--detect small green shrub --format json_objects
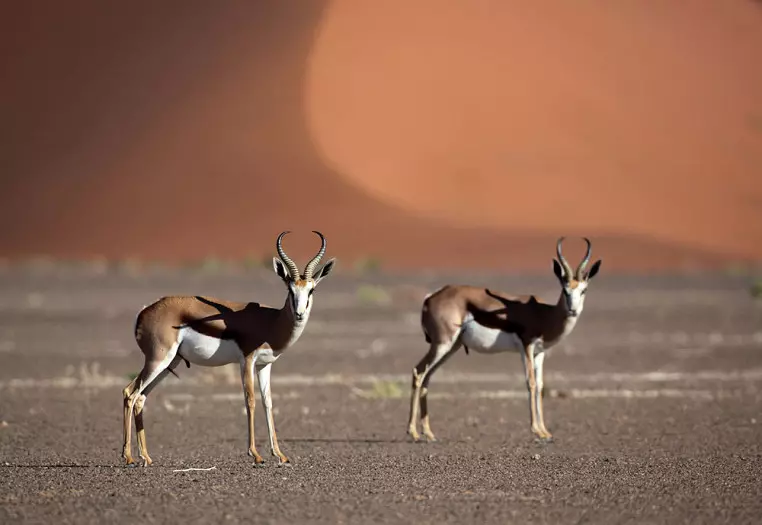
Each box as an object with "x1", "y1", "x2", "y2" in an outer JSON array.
[
  {"x1": 356, "y1": 285, "x2": 392, "y2": 305},
  {"x1": 751, "y1": 279, "x2": 762, "y2": 299},
  {"x1": 354, "y1": 380, "x2": 404, "y2": 399},
  {"x1": 353, "y1": 256, "x2": 382, "y2": 275},
  {"x1": 243, "y1": 253, "x2": 270, "y2": 271},
  {"x1": 198, "y1": 256, "x2": 223, "y2": 273}
]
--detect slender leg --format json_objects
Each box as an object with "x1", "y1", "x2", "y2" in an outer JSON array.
[
  {"x1": 420, "y1": 344, "x2": 460, "y2": 441},
  {"x1": 521, "y1": 343, "x2": 543, "y2": 439},
  {"x1": 133, "y1": 358, "x2": 180, "y2": 467},
  {"x1": 121, "y1": 344, "x2": 179, "y2": 467},
  {"x1": 240, "y1": 354, "x2": 264, "y2": 465},
  {"x1": 122, "y1": 377, "x2": 139, "y2": 465},
  {"x1": 133, "y1": 394, "x2": 152, "y2": 466},
  {"x1": 407, "y1": 341, "x2": 460, "y2": 442},
  {"x1": 407, "y1": 351, "x2": 433, "y2": 441},
  {"x1": 257, "y1": 363, "x2": 289, "y2": 465},
  {"x1": 533, "y1": 351, "x2": 552, "y2": 441}
]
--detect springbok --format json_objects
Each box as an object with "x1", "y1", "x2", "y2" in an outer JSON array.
[
  {"x1": 407, "y1": 237, "x2": 601, "y2": 443},
  {"x1": 121, "y1": 231, "x2": 336, "y2": 467}
]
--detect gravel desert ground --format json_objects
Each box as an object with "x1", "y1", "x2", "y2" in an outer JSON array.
[{"x1": 1, "y1": 268, "x2": 761, "y2": 524}]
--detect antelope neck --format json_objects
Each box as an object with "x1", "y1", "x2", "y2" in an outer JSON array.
[{"x1": 271, "y1": 294, "x2": 309, "y2": 350}]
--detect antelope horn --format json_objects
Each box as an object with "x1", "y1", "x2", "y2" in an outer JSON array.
[
  {"x1": 576, "y1": 237, "x2": 592, "y2": 280},
  {"x1": 276, "y1": 231, "x2": 300, "y2": 280},
  {"x1": 303, "y1": 231, "x2": 327, "y2": 279},
  {"x1": 556, "y1": 237, "x2": 573, "y2": 278}
]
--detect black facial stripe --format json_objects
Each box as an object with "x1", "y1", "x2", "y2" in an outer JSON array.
[{"x1": 289, "y1": 288, "x2": 298, "y2": 311}]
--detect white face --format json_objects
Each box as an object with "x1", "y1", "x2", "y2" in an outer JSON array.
[
  {"x1": 288, "y1": 280, "x2": 316, "y2": 322},
  {"x1": 554, "y1": 258, "x2": 601, "y2": 317},
  {"x1": 562, "y1": 280, "x2": 589, "y2": 317}
]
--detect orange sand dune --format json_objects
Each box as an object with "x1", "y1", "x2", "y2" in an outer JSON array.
[{"x1": 0, "y1": 1, "x2": 761, "y2": 272}]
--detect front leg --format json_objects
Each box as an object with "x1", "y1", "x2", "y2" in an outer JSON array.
[
  {"x1": 521, "y1": 343, "x2": 544, "y2": 439},
  {"x1": 533, "y1": 351, "x2": 553, "y2": 441},
  {"x1": 256, "y1": 363, "x2": 290, "y2": 465},
  {"x1": 240, "y1": 354, "x2": 264, "y2": 466}
]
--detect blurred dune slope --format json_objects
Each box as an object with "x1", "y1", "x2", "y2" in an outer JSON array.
[{"x1": 1, "y1": 0, "x2": 761, "y2": 271}]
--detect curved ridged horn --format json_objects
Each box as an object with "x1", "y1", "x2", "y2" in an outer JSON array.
[
  {"x1": 556, "y1": 237, "x2": 573, "y2": 278},
  {"x1": 303, "y1": 231, "x2": 327, "y2": 279},
  {"x1": 576, "y1": 237, "x2": 592, "y2": 279},
  {"x1": 276, "y1": 231, "x2": 300, "y2": 279}
]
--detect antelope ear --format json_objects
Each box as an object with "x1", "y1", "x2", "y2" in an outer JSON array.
[
  {"x1": 313, "y1": 258, "x2": 336, "y2": 284},
  {"x1": 552, "y1": 259, "x2": 566, "y2": 282},
  {"x1": 586, "y1": 260, "x2": 602, "y2": 280},
  {"x1": 273, "y1": 257, "x2": 290, "y2": 282}
]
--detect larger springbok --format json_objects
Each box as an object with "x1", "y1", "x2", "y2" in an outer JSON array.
[
  {"x1": 122, "y1": 231, "x2": 335, "y2": 467},
  {"x1": 407, "y1": 237, "x2": 601, "y2": 443}
]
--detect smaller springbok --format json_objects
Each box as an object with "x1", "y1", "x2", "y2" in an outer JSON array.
[
  {"x1": 407, "y1": 237, "x2": 601, "y2": 443},
  {"x1": 122, "y1": 231, "x2": 335, "y2": 467}
]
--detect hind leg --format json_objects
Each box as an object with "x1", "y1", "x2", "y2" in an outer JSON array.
[
  {"x1": 419, "y1": 341, "x2": 460, "y2": 441},
  {"x1": 408, "y1": 346, "x2": 436, "y2": 441},
  {"x1": 407, "y1": 339, "x2": 460, "y2": 442},
  {"x1": 122, "y1": 377, "x2": 139, "y2": 465},
  {"x1": 133, "y1": 356, "x2": 181, "y2": 467},
  {"x1": 122, "y1": 346, "x2": 179, "y2": 467},
  {"x1": 133, "y1": 394, "x2": 151, "y2": 465}
]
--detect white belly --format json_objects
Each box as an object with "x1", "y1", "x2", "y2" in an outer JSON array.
[
  {"x1": 460, "y1": 314, "x2": 524, "y2": 354},
  {"x1": 177, "y1": 328, "x2": 282, "y2": 367},
  {"x1": 178, "y1": 328, "x2": 243, "y2": 367}
]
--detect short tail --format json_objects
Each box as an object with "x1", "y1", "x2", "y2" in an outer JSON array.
[
  {"x1": 133, "y1": 304, "x2": 149, "y2": 340},
  {"x1": 421, "y1": 295, "x2": 432, "y2": 343}
]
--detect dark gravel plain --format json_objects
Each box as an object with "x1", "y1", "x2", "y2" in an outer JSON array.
[{"x1": 1, "y1": 268, "x2": 761, "y2": 524}]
